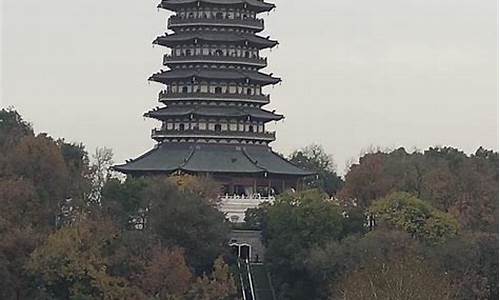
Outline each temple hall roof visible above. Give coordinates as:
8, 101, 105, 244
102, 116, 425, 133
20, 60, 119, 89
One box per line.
114, 143, 313, 176
145, 105, 284, 121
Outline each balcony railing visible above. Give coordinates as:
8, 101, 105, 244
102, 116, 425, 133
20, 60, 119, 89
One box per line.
168, 16, 264, 30
219, 194, 276, 223
159, 90, 270, 103
151, 129, 276, 141
220, 194, 276, 203
163, 54, 267, 67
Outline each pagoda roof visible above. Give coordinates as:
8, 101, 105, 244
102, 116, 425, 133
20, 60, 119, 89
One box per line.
114, 143, 313, 176
154, 32, 278, 49
158, 0, 275, 13
145, 105, 283, 121
149, 69, 281, 85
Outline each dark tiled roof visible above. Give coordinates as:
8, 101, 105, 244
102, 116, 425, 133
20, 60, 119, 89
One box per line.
149, 69, 281, 85
159, 0, 275, 13
114, 143, 313, 176
154, 32, 278, 49
145, 105, 283, 121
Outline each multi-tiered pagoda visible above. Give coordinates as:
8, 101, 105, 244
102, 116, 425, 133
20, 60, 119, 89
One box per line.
115, 0, 313, 222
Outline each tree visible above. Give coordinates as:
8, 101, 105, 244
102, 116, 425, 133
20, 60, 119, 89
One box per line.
89, 147, 115, 205
27, 218, 145, 300
140, 246, 193, 299
370, 192, 459, 244
340, 146, 498, 232
305, 229, 422, 299
145, 177, 230, 274
186, 257, 238, 300
427, 232, 499, 300
290, 144, 343, 196
101, 177, 230, 274
335, 255, 453, 300
263, 190, 345, 299
168, 175, 222, 205
0, 108, 33, 153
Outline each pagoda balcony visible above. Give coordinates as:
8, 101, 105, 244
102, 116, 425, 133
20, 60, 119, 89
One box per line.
151, 128, 276, 142
159, 90, 270, 104
168, 16, 264, 31
163, 54, 267, 68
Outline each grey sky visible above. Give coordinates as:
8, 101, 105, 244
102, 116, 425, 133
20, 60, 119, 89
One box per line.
2, 0, 498, 174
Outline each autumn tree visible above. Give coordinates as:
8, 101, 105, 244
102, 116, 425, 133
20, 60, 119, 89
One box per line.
186, 257, 238, 300
27, 218, 146, 300
139, 246, 193, 299
335, 255, 453, 300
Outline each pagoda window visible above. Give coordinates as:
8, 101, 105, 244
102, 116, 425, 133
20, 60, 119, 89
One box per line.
182, 86, 188, 93
199, 122, 207, 130
244, 51, 250, 58
188, 12, 194, 18
185, 49, 192, 56
258, 124, 264, 132
200, 83, 208, 93
215, 12, 223, 19
215, 49, 223, 56
214, 124, 222, 132
179, 124, 185, 131
246, 88, 253, 95
248, 125, 254, 133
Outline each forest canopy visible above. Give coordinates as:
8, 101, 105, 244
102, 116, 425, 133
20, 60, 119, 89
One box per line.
0, 108, 497, 300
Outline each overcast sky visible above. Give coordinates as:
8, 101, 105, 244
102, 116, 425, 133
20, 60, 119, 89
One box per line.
2, 0, 498, 174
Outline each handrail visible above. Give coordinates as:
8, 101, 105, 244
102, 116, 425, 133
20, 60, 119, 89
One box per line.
246, 259, 256, 300
238, 260, 247, 300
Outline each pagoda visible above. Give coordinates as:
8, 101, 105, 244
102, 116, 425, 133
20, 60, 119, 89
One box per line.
115, 0, 313, 223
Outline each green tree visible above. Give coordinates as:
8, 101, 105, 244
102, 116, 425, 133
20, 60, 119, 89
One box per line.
290, 144, 343, 196
102, 177, 230, 274
370, 192, 459, 244
146, 177, 230, 274
263, 190, 345, 299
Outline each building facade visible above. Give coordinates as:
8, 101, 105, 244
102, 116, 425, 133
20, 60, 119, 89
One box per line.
115, 0, 313, 223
